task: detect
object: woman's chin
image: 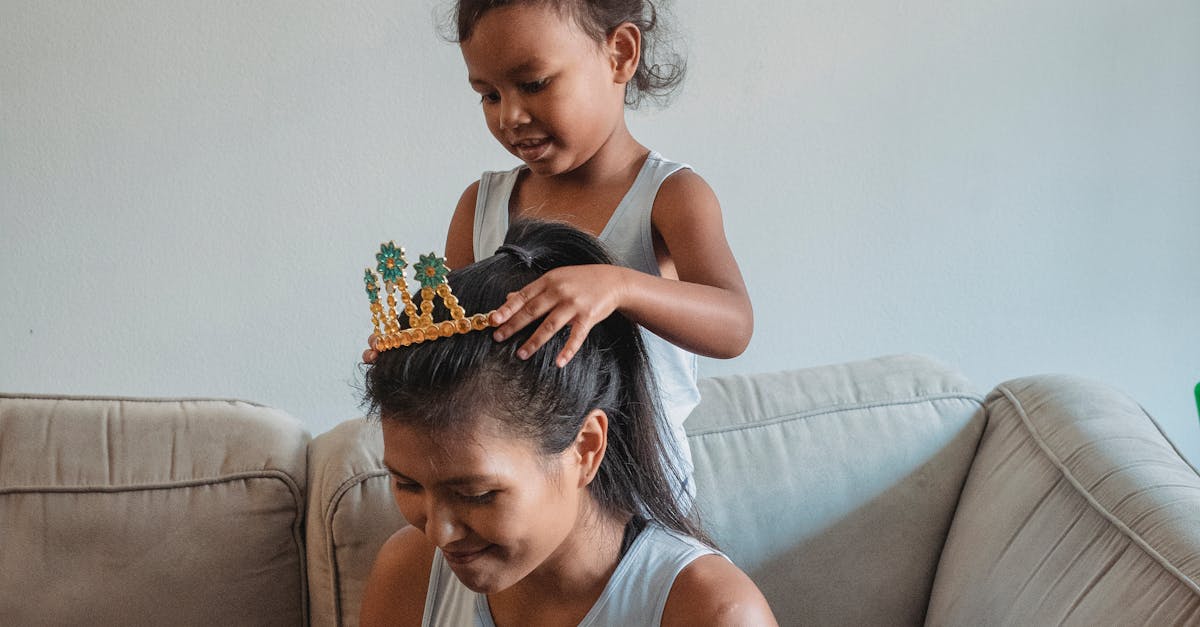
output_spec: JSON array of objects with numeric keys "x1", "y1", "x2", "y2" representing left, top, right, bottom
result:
[{"x1": 452, "y1": 568, "x2": 513, "y2": 595}]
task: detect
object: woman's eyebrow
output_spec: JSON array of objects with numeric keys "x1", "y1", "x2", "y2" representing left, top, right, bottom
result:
[{"x1": 381, "y1": 462, "x2": 492, "y2": 487}]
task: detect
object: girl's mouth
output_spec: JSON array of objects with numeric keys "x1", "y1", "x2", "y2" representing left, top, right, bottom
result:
[{"x1": 513, "y1": 137, "x2": 551, "y2": 162}]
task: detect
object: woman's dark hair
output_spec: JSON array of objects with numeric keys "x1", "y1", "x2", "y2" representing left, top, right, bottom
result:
[
  {"x1": 364, "y1": 219, "x2": 708, "y2": 545},
  {"x1": 450, "y1": 0, "x2": 686, "y2": 108}
]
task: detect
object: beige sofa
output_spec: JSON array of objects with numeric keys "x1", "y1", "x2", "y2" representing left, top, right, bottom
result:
[{"x1": 2, "y1": 354, "x2": 1198, "y2": 625}]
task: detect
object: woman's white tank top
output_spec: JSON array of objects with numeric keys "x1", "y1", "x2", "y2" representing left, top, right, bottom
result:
[{"x1": 421, "y1": 522, "x2": 721, "y2": 626}]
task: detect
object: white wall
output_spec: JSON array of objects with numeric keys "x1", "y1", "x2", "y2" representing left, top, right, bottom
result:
[{"x1": 3, "y1": 0, "x2": 1197, "y2": 462}]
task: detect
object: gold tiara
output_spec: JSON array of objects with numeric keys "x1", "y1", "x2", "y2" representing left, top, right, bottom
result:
[{"x1": 365, "y1": 242, "x2": 497, "y2": 352}]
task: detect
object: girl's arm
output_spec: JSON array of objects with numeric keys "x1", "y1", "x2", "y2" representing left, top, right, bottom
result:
[
  {"x1": 359, "y1": 526, "x2": 435, "y2": 627},
  {"x1": 444, "y1": 181, "x2": 481, "y2": 269},
  {"x1": 492, "y1": 170, "x2": 754, "y2": 366}
]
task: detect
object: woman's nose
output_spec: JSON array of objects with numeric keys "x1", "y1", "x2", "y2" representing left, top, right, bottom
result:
[{"x1": 422, "y1": 499, "x2": 466, "y2": 548}]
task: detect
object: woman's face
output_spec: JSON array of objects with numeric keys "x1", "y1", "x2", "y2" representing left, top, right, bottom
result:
[{"x1": 381, "y1": 414, "x2": 587, "y2": 593}]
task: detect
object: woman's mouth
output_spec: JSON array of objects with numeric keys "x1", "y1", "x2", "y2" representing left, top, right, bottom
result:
[{"x1": 443, "y1": 545, "x2": 494, "y2": 566}]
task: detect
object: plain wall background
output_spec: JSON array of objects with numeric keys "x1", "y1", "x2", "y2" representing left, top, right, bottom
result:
[{"x1": 3, "y1": 0, "x2": 1198, "y2": 462}]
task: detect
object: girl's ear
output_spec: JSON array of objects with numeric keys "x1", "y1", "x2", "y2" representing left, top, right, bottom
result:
[
  {"x1": 572, "y1": 409, "x2": 609, "y2": 487},
  {"x1": 607, "y1": 22, "x2": 641, "y2": 85}
]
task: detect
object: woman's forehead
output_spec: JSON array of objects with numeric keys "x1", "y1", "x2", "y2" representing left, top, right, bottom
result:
[{"x1": 381, "y1": 415, "x2": 537, "y2": 478}]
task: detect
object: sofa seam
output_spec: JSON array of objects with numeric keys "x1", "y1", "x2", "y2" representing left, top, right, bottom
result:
[
  {"x1": 1, "y1": 469, "x2": 298, "y2": 494},
  {"x1": 995, "y1": 384, "x2": 1200, "y2": 597},
  {"x1": 0, "y1": 392, "x2": 268, "y2": 407},
  {"x1": 923, "y1": 402, "x2": 990, "y2": 622},
  {"x1": 687, "y1": 392, "x2": 983, "y2": 438},
  {"x1": 324, "y1": 468, "x2": 390, "y2": 627}
]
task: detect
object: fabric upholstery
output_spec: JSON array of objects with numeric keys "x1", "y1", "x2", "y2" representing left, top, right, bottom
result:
[
  {"x1": 688, "y1": 354, "x2": 985, "y2": 625},
  {"x1": 0, "y1": 394, "x2": 309, "y2": 626},
  {"x1": 309, "y1": 354, "x2": 986, "y2": 626},
  {"x1": 926, "y1": 375, "x2": 1200, "y2": 625},
  {"x1": 307, "y1": 417, "x2": 404, "y2": 627},
  {"x1": 6, "y1": 357, "x2": 1198, "y2": 626}
]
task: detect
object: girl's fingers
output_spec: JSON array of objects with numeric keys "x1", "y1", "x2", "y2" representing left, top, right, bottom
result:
[
  {"x1": 362, "y1": 348, "x2": 378, "y2": 364},
  {"x1": 494, "y1": 286, "x2": 549, "y2": 341},
  {"x1": 516, "y1": 308, "x2": 574, "y2": 360},
  {"x1": 555, "y1": 321, "x2": 593, "y2": 367}
]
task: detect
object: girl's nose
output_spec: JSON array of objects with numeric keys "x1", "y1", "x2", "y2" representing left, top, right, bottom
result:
[
  {"x1": 499, "y1": 95, "x2": 530, "y2": 130},
  {"x1": 422, "y1": 499, "x2": 466, "y2": 548}
]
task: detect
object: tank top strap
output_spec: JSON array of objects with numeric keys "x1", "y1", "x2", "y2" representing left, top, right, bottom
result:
[
  {"x1": 579, "y1": 522, "x2": 721, "y2": 625},
  {"x1": 597, "y1": 151, "x2": 691, "y2": 277},
  {"x1": 471, "y1": 152, "x2": 692, "y2": 270},
  {"x1": 472, "y1": 165, "x2": 523, "y2": 263}
]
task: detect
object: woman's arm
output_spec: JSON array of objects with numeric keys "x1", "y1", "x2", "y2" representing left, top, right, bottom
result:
[
  {"x1": 661, "y1": 555, "x2": 778, "y2": 626},
  {"x1": 359, "y1": 525, "x2": 436, "y2": 627}
]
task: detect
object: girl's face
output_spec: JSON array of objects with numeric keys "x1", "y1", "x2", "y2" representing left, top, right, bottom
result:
[
  {"x1": 460, "y1": 3, "x2": 631, "y2": 177},
  {"x1": 381, "y1": 414, "x2": 588, "y2": 593}
]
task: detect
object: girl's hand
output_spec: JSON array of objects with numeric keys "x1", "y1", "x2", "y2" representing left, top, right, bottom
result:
[{"x1": 490, "y1": 264, "x2": 630, "y2": 367}]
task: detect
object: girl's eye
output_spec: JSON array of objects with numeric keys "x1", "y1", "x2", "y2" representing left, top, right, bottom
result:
[
  {"x1": 460, "y1": 490, "x2": 496, "y2": 505},
  {"x1": 521, "y1": 79, "x2": 548, "y2": 94},
  {"x1": 480, "y1": 92, "x2": 500, "y2": 104},
  {"x1": 393, "y1": 481, "x2": 420, "y2": 493}
]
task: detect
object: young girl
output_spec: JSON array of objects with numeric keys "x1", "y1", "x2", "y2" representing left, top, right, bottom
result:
[
  {"x1": 368, "y1": 0, "x2": 753, "y2": 505},
  {"x1": 359, "y1": 220, "x2": 775, "y2": 626}
]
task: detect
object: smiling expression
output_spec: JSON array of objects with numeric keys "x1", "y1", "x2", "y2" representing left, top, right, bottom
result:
[
  {"x1": 382, "y1": 415, "x2": 587, "y2": 593},
  {"x1": 460, "y1": 3, "x2": 630, "y2": 177}
]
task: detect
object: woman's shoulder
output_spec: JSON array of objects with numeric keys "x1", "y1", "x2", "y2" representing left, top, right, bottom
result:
[
  {"x1": 359, "y1": 525, "x2": 436, "y2": 627},
  {"x1": 660, "y1": 552, "x2": 778, "y2": 626}
]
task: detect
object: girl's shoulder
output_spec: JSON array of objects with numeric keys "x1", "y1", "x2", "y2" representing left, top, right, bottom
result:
[
  {"x1": 660, "y1": 553, "x2": 778, "y2": 626},
  {"x1": 650, "y1": 166, "x2": 724, "y2": 237},
  {"x1": 359, "y1": 525, "x2": 436, "y2": 627}
]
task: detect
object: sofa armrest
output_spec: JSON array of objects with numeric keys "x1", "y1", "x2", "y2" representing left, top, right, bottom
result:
[
  {"x1": 927, "y1": 375, "x2": 1200, "y2": 625},
  {"x1": 307, "y1": 417, "x2": 404, "y2": 627}
]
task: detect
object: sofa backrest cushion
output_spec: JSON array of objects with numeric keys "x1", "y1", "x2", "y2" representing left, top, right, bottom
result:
[
  {"x1": 310, "y1": 354, "x2": 985, "y2": 626},
  {"x1": 0, "y1": 395, "x2": 309, "y2": 626},
  {"x1": 686, "y1": 354, "x2": 984, "y2": 625}
]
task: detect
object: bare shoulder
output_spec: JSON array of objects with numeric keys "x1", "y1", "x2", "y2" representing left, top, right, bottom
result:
[
  {"x1": 652, "y1": 168, "x2": 722, "y2": 222},
  {"x1": 445, "y1": 180, "x2": 481, "y2": 269},
  {"x1": 359, "y1": 525, "x2": 436, "y2": 627},
  {"x1": 661, "y1": 554, "x2": 778, "y2": 627}
]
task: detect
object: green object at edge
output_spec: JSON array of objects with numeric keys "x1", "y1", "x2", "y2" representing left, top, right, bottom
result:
[{"x1": 1195, "y1": 382, "x2": 1200, "y2": 423}]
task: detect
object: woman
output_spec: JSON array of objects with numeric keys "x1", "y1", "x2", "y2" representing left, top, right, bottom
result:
[{"x1": 360, "y1": 220, "x2": 775, "y2": 625}]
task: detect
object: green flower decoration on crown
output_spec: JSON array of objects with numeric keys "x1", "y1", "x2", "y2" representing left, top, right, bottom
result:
[
  {"x1": 375, "y1": 241, "x2": 407, "y2": 283},
  {"x1": 364, "y1": 269, "x2": 380, "y2": 304},
  {"x1": 364, "y1": 240, "x2": 496, "y2": 352},
  {"x1": 414, "y1": 253, "x2": 450, "y2": 290}
]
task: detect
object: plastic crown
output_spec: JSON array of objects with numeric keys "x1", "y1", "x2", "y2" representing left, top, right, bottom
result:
[{"x1": 365, "y1": 242, "x2": 496, "y2": 352}]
